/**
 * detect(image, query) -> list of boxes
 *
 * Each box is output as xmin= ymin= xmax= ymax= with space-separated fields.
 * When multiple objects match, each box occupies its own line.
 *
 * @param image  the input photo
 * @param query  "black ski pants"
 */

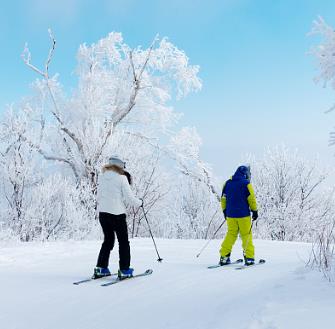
xmin=96 ymin=212 xmax=131 ymax=270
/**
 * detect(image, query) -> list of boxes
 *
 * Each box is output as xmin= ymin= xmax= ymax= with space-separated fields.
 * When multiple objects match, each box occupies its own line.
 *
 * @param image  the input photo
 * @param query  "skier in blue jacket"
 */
xmin=220 ymin=165 xmax=258 ymax=266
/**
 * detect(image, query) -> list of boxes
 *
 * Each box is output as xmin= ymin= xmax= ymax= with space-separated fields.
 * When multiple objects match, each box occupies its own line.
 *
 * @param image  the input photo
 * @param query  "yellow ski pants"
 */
xmin=220 ymin=216 xmax=255 ymax=259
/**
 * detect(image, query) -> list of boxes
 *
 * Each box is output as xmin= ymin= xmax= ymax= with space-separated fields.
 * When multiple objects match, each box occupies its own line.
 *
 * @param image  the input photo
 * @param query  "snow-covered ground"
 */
xmin=0 ymin=238 xmax=334 ymax=329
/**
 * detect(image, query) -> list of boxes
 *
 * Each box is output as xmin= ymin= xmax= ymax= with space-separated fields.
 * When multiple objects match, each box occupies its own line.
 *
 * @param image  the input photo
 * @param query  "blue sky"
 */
xmin=1 ymin=0 xmax=335 ymax=178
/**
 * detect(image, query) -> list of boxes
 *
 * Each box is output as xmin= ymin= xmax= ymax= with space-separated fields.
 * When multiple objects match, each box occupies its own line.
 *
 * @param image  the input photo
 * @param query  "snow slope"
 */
xmin=0 ymin=238 xmax=333 ymax=329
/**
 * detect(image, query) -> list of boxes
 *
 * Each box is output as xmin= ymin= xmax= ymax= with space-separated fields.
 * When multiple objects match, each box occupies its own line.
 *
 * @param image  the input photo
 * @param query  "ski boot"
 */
xmin=118 ymin=268 xmax=134 ymax=279
xmin=219 ymin=254 xmax=231 ymax=266
xmin=244 ymin=257 xmax=255 ymax=266
xmin=93 ymin=267 xmax=111 ymax=279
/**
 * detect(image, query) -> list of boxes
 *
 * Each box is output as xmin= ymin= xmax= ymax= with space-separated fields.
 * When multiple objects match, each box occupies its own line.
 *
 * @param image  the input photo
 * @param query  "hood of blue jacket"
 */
xmin=232 ymin=166 xmax=250 ymax=181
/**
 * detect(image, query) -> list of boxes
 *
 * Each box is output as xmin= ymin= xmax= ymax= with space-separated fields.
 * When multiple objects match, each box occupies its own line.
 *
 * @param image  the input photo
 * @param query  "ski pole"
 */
xmin=196 ymin=219 xmax=226 ymax=258
xmin=141 ymin=205 xmax=163 ymax=262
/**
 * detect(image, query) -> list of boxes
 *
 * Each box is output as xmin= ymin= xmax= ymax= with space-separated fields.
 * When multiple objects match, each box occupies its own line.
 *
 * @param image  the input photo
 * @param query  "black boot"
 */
xmin=244 ymin=257 xmax=255 ymax=266
xmin=219 ymin=253 xmax=231 ymax=265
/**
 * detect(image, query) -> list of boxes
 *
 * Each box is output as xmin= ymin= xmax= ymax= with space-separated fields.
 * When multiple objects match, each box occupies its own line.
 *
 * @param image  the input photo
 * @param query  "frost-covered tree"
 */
xmin=0 ymin=30 xmax=225 ymax=241
xmin=310 ymin=17 xmax=335 ymax=94
xmin=309 ymin=17 xmax=335 ymax=280
xmin=167 ymin=127 xmax=220 ymax=200
xmin=162 ymin=128 xmax=222 ymax=239
xmin=18 ymin=31 xmax=202 ymax=215
xmin=20 ymin=30 xmax=201 ymax=202
xmin=0 ymin=107 xmax=43 ymax=240
xmin=0 ymin=107 xmax=99 ymax=241
xmin=249 ymin=146 xmax=334 ymax=242
xmin=165 ymin=175 xmax=221 ymax=239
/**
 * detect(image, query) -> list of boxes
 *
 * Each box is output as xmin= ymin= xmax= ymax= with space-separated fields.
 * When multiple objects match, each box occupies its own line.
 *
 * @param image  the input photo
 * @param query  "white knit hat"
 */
xmin=108 ymin=156 xmax=126 ymax=169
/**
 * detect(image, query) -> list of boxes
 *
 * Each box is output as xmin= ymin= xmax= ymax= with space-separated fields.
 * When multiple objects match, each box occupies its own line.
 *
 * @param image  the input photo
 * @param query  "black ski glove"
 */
xmin=252 ymin=210 xmax=258 ymax=221
xmin=223 ymin=209 xmax=227 ymax=219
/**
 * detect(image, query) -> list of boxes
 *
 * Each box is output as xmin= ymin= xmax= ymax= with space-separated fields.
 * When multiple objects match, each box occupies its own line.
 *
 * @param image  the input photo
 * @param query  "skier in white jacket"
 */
xmin=94 ymin=156 xmax=142 ymax=279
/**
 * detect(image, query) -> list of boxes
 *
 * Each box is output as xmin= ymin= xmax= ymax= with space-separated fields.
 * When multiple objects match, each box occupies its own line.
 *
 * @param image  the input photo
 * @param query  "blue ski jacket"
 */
xmin=221 ymin=166 xmax=258 ymax=218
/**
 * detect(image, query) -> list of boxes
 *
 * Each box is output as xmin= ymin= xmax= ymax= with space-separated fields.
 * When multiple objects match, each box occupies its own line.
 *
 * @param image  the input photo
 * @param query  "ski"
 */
xmin=101 ymin=269 xmax=153 ymax=287
xmin=207 ymin=258 xmax=243 ymax=269
xmin=235 ymin=259 xmax=266 ymax=270
xmin=73 ymin=273 xmax=117 ymax=285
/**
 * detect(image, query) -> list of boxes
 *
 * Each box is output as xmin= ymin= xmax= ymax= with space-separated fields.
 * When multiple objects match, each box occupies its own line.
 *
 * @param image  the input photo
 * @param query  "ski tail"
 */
xmin=101 ymin=269 xmax=153 ymax=287
xmin=73 ymin=272 xmax=117 ymax=285
xmin=207 ymin=258 xmax=243 ymax=269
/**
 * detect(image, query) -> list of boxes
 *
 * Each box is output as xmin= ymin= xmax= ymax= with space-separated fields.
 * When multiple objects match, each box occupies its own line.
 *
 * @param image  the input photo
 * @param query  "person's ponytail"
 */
xmin=124 ymin=171 xmax=132 ymax=185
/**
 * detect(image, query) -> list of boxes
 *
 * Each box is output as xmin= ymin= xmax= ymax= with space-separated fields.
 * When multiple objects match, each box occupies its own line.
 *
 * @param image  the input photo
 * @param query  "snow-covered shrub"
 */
xmin=24 ymin=175 xmax=101 ymax=241
xmin=309 ymin=221 xmax=335 ymax=282
xmin=165 ymin=175 xmax=222 ymax=239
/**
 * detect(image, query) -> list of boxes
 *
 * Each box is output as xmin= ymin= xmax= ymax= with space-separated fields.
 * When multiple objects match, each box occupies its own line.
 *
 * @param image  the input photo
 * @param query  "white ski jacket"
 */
xmin=97 ymin=171 xmax=142 ymax=215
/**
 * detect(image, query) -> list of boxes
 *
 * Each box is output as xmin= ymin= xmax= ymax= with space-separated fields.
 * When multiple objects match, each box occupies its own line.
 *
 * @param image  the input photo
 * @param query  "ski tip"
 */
xmin=73 ymin=278 xmax=92 ymax=285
